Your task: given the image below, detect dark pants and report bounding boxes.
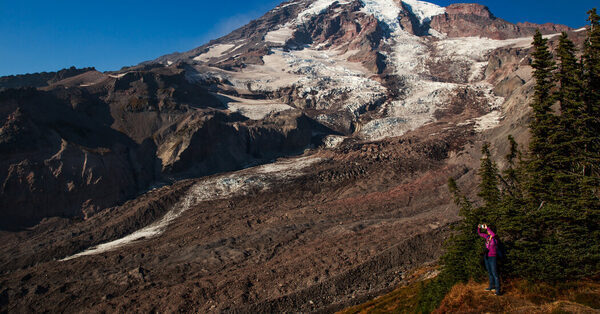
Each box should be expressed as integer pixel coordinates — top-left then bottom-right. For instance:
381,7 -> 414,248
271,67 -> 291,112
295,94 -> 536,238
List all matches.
484,255 -> 500,291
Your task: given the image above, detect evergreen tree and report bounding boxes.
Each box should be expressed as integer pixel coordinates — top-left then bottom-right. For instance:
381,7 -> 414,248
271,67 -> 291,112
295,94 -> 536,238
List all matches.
526,31 -> 559,205
501,135 -> 523,197
497,136 -> 527,276
478,143 -> 501,213
554,33 -> 585,203
443,178 -> 486,281
583,9 -> 600,190
521,31 -> 592,282
584,9 -> 600,142
419,12 -> 600,310
582,8 -> 600,277
417,179 -> 485,312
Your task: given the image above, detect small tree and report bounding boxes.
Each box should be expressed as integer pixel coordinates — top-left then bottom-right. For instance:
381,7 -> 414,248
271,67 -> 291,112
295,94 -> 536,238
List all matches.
478,143 -> 501,212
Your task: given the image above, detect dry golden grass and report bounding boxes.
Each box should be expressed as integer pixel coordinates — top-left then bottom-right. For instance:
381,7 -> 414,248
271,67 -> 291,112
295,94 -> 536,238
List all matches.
435,280 -> 600,313
339,270 -> 600,314
338,279 -> 428,314
338,266 -> 438,314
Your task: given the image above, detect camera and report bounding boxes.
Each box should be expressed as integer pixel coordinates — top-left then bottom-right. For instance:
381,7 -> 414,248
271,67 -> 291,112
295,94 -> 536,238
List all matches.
479,224 -> 487,229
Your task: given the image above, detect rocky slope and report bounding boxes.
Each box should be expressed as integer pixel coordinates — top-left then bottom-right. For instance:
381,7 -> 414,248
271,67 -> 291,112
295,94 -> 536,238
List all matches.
0,65 -> 325,229
0,0 -> 588,311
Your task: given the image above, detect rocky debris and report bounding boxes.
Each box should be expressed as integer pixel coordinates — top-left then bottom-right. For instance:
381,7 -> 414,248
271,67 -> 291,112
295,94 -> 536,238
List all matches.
494,76 -> 526,98
444,3 -> 494,18
0,118 -> 476,312
156,109 -> 318,177
0,179 -> 194,273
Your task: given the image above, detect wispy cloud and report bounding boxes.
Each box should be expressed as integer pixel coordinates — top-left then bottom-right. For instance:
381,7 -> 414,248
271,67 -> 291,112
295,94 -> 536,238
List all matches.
193,12 -> 264,47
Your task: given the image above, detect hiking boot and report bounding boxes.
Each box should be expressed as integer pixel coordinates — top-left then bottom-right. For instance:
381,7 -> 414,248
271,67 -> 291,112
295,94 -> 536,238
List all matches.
485,287 -> 495,291
495,290 -> 503,296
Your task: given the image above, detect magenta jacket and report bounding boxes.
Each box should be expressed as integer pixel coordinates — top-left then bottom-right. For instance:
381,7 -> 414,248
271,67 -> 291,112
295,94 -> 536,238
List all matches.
478,227 -> 497,257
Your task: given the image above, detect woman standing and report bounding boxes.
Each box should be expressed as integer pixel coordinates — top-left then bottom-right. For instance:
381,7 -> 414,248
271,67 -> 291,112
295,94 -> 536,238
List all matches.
478,224 -> 501,295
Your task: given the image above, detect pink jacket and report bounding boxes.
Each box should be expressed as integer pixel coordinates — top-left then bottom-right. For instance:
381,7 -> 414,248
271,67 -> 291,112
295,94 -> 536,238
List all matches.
478,227 -> 497,257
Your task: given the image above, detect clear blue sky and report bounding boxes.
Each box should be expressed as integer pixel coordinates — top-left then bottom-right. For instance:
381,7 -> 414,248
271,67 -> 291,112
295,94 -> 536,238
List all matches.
0,0 -> 597,76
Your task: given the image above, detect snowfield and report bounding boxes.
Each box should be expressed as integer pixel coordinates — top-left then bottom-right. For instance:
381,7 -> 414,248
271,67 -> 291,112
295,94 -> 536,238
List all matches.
219,94 -> 296,120
475,110 -> 503,132
402,0 -> 446,24
193,0 -> 553,141
62,156 -> 323,260
193,44 -> 236,62
265,26 -> 295,44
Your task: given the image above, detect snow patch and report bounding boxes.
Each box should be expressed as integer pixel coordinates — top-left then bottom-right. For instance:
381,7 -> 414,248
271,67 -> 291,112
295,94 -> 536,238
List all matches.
268,0 -> 354,44
543,32 -> 561,40
297,0 -> 352,23
360,0 -> 402,31
221,94 -> 295,120
359,0 -> 444,29
475,110 -> 503,132
108,73 -> 128,79
322,135 -> 346,148
193,44 -> 236,62
435,37 -> 527,61
401,0 -> 445,24
265,26 -> 295,44
61,156 -> 323,260
235,47 -> 386,117
274,1 -> 301,10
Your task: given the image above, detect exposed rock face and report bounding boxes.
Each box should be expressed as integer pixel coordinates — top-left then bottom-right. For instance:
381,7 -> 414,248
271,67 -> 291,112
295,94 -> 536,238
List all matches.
516,22 -> 573,34
0,88 -> 157,229
0,65 -> 323,229
430,3 -> 571,39
445,3 -> 494,18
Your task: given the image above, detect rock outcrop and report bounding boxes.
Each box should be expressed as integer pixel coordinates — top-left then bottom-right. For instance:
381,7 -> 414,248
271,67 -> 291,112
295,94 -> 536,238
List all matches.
429,3 -> 571,39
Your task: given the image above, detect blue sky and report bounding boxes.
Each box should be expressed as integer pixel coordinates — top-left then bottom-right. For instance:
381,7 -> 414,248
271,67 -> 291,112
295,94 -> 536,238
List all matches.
0,0 -> 597,76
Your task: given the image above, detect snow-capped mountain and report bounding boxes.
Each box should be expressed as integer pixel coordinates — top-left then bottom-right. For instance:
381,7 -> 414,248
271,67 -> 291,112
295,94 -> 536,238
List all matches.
0,0 -> 588,312
149,0 -> 570,139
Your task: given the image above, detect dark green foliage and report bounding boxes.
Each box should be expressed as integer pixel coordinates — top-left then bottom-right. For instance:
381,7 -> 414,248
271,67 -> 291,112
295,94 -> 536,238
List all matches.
583,9 -> 600,197
504,23 -> 599,282
584,9 -> 600,142
478,143 -> 501,211
553,33 -> 587,205
417,178 -> 486,313
526,31 -> 559,204
582,8 -> 600,279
